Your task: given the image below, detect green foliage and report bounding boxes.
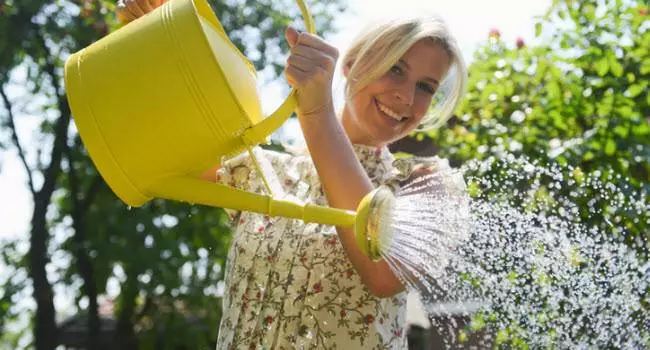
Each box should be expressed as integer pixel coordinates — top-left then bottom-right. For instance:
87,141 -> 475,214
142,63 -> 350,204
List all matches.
0,0 -> 345,348
424,0 -> 648,252
0,241 -> 28,349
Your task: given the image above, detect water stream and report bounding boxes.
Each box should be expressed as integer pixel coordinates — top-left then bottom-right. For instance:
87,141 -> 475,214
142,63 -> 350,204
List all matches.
381,155 -> 649,348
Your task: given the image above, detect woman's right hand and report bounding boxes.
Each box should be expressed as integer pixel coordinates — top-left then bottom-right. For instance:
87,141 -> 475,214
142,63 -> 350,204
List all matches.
116,0 -> 165,25
284,26 -> 339,119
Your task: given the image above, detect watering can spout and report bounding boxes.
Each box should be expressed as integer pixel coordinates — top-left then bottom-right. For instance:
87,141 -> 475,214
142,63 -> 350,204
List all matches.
149,176 -> 394,262
148,175 -> 394,261
147,175 -> 357,227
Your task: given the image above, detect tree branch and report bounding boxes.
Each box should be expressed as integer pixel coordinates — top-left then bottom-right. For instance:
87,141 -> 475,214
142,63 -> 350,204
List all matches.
27,23 -> 72,350
0,84 -> 36,196
31,21 -> 71,200
80,175 -> 102,214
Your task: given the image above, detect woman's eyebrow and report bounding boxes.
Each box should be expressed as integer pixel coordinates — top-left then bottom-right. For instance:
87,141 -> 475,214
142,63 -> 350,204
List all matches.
399,59 -> 440,86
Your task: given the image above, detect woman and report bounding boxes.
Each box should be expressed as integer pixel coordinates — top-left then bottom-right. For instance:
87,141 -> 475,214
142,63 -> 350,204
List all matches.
118,1 -> 467,348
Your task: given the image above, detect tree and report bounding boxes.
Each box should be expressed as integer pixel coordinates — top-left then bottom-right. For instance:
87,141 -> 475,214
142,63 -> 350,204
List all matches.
0,0 -> 345,348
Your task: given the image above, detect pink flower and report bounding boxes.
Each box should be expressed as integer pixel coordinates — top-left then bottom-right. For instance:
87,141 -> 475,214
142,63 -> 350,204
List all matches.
488,28 -> 501,39
516,37 -> 525,49
640,8 -> 647,15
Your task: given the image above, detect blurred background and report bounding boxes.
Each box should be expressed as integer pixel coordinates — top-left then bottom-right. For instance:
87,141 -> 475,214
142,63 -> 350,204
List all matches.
0,0 -> 648,348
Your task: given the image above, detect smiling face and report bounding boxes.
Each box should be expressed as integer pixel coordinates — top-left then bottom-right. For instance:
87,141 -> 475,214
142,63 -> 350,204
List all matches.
342,39 -> 451,147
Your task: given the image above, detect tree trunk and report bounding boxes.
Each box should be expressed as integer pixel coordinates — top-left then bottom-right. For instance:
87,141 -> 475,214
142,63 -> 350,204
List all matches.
30,197 -> 57,350
72,214 -> 101,350
116,276 -> 139,350
68,164 -> 103,349
29,80 -> 71,349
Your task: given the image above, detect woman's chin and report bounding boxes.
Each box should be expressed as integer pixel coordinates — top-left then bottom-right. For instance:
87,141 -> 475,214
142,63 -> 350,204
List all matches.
365,125 -> 401,146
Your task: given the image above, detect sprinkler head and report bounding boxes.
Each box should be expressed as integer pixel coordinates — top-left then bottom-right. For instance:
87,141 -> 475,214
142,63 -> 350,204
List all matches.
355,185 -> 396,262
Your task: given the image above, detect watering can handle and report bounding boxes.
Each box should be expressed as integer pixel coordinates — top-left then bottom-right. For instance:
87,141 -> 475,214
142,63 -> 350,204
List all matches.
241,0 -> 315,146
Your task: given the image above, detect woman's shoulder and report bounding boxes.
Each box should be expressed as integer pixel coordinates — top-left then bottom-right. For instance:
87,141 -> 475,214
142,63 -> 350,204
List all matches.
218,145 -> 314,180
222,146 -> 292,166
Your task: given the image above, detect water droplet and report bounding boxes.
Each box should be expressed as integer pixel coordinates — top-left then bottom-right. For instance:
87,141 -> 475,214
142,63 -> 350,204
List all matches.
375,155 -> 649,347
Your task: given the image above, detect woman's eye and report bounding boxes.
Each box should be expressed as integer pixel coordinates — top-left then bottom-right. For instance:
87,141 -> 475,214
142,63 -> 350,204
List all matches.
390,65 -> 403,75
418,82 -> 435,94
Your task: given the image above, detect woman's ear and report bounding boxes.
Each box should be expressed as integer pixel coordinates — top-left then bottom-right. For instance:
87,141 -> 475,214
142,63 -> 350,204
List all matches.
343,60 -> 352,78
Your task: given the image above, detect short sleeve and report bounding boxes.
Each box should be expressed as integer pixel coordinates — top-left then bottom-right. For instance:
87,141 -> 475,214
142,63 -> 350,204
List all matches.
214,151 -> 257,223
213,147 -> 291,223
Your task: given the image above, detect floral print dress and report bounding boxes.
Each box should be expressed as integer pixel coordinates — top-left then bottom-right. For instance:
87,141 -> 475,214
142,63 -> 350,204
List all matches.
214,144 -> 435,349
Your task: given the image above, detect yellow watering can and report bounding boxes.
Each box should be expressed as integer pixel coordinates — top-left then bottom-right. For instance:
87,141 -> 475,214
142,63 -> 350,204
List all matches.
64,0 -> 393,260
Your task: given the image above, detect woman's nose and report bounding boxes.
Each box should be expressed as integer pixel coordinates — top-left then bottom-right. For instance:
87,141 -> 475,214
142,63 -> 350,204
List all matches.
393,83 -> 415,106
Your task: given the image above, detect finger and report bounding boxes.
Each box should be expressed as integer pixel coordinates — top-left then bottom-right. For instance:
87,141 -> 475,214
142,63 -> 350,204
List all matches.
285,26 -> 299,49
287,55 -> 313,74
125,0 -> 145,17
284,66 -> 308,87
116,4 -> 137,24
291,46 -> 336,72
296,32 -> 339,58
135,0 -> 154,13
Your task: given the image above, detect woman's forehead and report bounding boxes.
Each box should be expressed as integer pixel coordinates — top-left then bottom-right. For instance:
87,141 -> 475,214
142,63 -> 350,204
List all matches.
400,40 -> 451,81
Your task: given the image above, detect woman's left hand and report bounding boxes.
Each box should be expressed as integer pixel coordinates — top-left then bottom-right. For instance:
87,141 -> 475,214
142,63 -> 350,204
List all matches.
116,0 -> 165,24
284,26 -> 339,119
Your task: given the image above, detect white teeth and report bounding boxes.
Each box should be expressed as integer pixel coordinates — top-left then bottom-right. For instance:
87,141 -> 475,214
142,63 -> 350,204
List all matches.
377,101 -> 406,121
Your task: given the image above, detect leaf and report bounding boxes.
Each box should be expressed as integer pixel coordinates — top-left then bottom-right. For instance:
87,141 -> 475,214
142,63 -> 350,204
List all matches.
617,105 -> 634,117
609,56 -> 624,77
641,59 -> 650,75
535,22 -> 543,37
595,58 -> 609,76
584,4 -> 596,21
547,81 -> 561,99
632,122 -> 650,137
604,139 -> 617,156
613,125 -> 629,138
623,84 -> 645,98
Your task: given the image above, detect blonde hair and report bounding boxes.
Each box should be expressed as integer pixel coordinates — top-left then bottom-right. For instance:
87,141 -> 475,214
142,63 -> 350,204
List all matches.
341,14 -> 467,131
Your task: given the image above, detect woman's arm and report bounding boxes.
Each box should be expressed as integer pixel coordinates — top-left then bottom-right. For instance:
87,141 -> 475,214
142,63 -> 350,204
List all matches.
299,108 -> 405,298
284,27 -> 404,298
200,166 -> 220,182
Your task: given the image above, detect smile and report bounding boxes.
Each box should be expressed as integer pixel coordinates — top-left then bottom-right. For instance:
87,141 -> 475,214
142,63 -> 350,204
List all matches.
375,99 -> 408,123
